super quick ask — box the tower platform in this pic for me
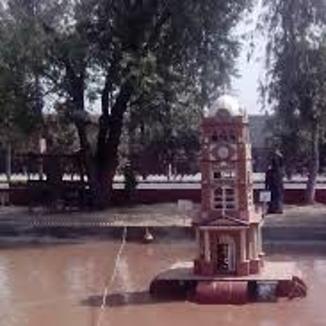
[150,261,306,304]
[152,261,299,281]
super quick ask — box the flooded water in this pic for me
[0,237,325,326]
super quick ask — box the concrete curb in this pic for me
[0,222,326,243]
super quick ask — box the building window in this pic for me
[211,134,218,142]
[212,186,237,212]
[213,171,221,180]
[223,169,236,179]
[230,133,237,142]
[220,132,228,141]
[199,232,205,258]
[212,166,236,181]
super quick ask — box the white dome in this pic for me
[208,95,240,117]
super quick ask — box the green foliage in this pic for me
[0,0,52,149]
[260,0,326,168]
[44,105,79,154]
[0,0,253,204]
[0,0,253,133]
[39,0,253,109]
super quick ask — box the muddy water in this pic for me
[0,238,325,326]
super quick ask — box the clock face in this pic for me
[210,143,235,161]
[217,145,230,160]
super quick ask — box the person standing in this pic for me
[265,150,284,214]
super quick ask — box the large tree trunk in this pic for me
[93,81,134,207]
[72,76,133,209]
[5,142,12,183]
[74,121,100,206]
[69,73,105,208]
[305,122,319,204]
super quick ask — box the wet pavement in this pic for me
[1,204,326,242]
[0,237,325,326]
[3,203,326,228]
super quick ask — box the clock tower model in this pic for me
[193,96,263,277]
[150,95,307,303]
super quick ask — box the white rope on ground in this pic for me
[96,226,128,326]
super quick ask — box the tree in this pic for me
[260,0,326,203]
[0,0,47,180]
[1,0,253,207]
[127,99,201,177]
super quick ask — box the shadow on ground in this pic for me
[82,291,184,308]
[0,237,86,250]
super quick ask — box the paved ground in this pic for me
[0,203,326,241]
[0,203,194,227]
[263,204,326,241]
[264,204,326,226]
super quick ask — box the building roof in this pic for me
[195,214,249,227]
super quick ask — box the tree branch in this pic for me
[144,4,171,52]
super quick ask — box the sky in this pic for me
[232,46,265,115]
[231,1,266,115]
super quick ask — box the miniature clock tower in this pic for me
[194,95,263,277]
